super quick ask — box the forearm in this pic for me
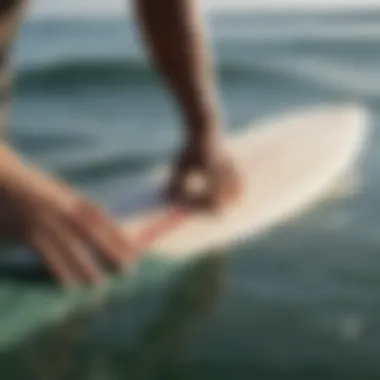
[0,144,28,198]
[133,0,222,143]
[0,145,23,234]
[0,0,28,192]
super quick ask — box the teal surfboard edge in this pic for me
[0,178,189,350]
[0,250,193,351]
[0,103,369,351]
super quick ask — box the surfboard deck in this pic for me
[0,103,369,349]
[119,103,368,259]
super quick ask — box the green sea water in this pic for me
[1,9,380,379]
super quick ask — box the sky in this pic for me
[28,0,380,19]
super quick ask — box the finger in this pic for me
[167,160,188,203]
[221,164,241,202]
[205,166,235,212]
[167,149,203,204]
[43,219,104,285]
[30,232,78,287]
[68,200,135,270]
[135,208,189,248]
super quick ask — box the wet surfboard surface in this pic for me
[0,103,369,349]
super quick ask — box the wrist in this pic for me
[0,143,18,186]
[0,145,78,212]
[0,145,30,202]
[0,145,22,231]
[185,115,222,145]
[0,145,45,203]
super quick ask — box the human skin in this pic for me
[0,0,240,286]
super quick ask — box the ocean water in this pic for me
[2,9,380,379]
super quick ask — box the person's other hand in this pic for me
[168,137,241,210]
[0,153,135,287]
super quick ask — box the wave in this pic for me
[15,54,380,102]
[16,59,159,90]
[264,57,380,98]
[15,57,288,92]
[56,151,159,184]
[217,23,380,44]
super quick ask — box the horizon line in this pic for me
[26,4,380,21]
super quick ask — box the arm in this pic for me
[0,2,134,286]
[133,0,239,208]
[132,0,222,144]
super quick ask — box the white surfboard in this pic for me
[120,103,369,260]
[0,103,369,350]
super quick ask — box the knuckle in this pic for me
[65,197,100,224]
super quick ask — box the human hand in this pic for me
[168,136,241,210]
[0,150,135,287]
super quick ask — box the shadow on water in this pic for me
[0,251,227,380]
